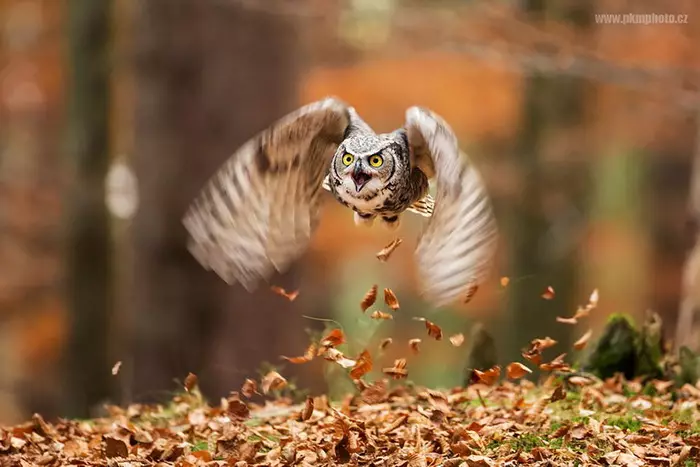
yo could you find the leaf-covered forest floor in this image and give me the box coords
[1,373,699,466]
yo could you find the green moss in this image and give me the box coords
[605,416,642,432]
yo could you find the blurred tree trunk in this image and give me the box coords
[505,0,592,364]
[64,0,114,417]
[676,113,700,353]
[130,0,310,403]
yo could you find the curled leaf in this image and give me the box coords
[500,276,510,287]
[270,286,299,301]
[376,238,403,262]
[360,284,378,312]
[549,384,566,403]
[463,283,479,304]
[384,288,400,310]
[261,371,287,394]
[449,333,465,347]
[184,372,198,392]
[241,379,258,398]
[281,343,316,364]
[506,362,532,380]
[409,338,421,354]
[370,310,393,320]
[573,329,593,350]
[383,358,408,379]
[541,286,555,300]
[380,338,393,351]
[300,395,314,421]
[350,350,373,379]
[540,353,570,372]
[320,329,345,348]
[474,366,501,385]
[111,361,122,376]
[323,348,357,368]
[425,320,443,341]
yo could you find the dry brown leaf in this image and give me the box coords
[463,283,479,304]
[282,343,317,364]
[589,288,599,307]
[556,316,579,325]
[384,288,400,310]
[409,338,421,354]
[474,366,501,385]
[380,338,393,350]
[449,333,465,347]
[184,372,198,392]
[323,348,357,368]
[376,238,403,262]
[300,395,314,421]
[506,362,532,380]
[383,358,408,379]
[414,318,443,341]
[530,337,558,352]
[500,276,510,287]
[270,285,299,301]
[241,378,258,398]
[111,361,122,376]
[573,329,593,350]
[261,371,287,394]
[320,329,345,348]
[350,350,373,379]
[549,384,566,402]
[540,353,570,372]
[541,286,555,300]
[360,284,378,312]
[370,310,394,320]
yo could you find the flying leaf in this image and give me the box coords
[350,350,373,379]
[506,362,532,380]
[376,238,403,262]
[300,395,314,421]
[241,379,258,398]
[541,286,555,300]
[540,353,570,372]
[320,329,345,348]
[184,372,198,392]
[500,277,510,287]
[261,371,287,394]
[409,338,421,354]
[281,343,316,364]
[111,361,122,376]
[360,284,378,312]
[270,286,299,301]
[549,384,566,402]
[474,366,501,385]
[449,333,465,347]
[589,288,599,307]
[573,329,593,350]
[530,337,557,352]
[323,348,357,368]
[463,283,479,303]
[370,310,393,320]
[383,358,408,379]
[380,338,393,351]
[424,320,443,340]
[384,288,400,310]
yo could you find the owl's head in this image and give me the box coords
[332,133,405,194]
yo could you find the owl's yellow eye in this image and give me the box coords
[369,155,384,168]
[342,154,354,166]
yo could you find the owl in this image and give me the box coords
[182,97,498,307]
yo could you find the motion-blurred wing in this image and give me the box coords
[404,106,498,307]
[183,97,351,290]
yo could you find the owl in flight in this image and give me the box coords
[183,97,498,307]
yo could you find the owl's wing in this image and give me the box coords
[183,97,351,290]
[404,106,498,307]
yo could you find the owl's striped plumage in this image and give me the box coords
[183,97,498,307]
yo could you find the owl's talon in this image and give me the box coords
[354,212,375,227]
[381,215,400,230]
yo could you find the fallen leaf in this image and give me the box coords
[380,338,393,350]
[409,338,421,354]
[384,288,400,310]
[500,277,510,287]
[111,361,122,376]
[104,435,129,458]
[281,343,316,364]
[184,372,198,392]
[241,378,258,398]
[261,371,287,394]
[370,310,393,320]
[449,333,465,347]
[350,350,373,379]
[463,283,479,303]
[465,455,495,467]
[383,358,408,379]
[541,286,555,300]
[573,329,593,350]
[270,285,299,301]
[360,284,378,312]
[300,395,314,421]
[376,238,403,262]
[474,366,501,385]
[506,362,532,379]
[320,329,345,348]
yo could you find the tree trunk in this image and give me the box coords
[64,0,114,418]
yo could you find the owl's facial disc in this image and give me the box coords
[351,160,372,192]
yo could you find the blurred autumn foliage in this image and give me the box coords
[0,0,698,424]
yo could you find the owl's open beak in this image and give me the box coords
[352,164,372,192]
